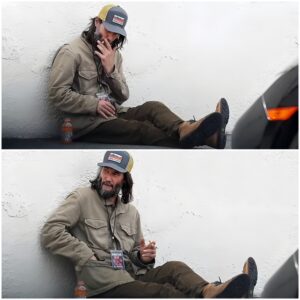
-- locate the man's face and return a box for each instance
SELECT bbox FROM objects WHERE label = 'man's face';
[99,167,124,199]
[95,18,120,45]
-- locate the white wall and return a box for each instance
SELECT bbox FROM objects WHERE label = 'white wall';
[2,1,298,138]
[2,150,298,297]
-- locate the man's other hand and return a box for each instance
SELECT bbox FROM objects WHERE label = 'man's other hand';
[97,99,116,119]
[139,239,157,264]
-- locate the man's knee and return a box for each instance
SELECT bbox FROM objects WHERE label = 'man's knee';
[143,100,166,109]
[163,260,189,271]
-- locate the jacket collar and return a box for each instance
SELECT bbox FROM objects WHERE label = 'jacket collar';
[93,188,128,215]
[115,197,128,215]
[80,33,94,52]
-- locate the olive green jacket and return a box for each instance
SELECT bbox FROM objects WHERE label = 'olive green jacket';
[41,187,154,296]
[48,35,130,138]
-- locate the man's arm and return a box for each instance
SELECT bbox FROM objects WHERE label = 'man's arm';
[102,51,129,105]
[129,211,155,269]
[41,191,94,269]
[49,47,99,115]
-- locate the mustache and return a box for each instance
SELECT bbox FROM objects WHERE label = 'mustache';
[99,182,122,200]
[101,181,113,187]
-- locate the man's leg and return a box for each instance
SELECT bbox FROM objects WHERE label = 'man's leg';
[137,261,250,298]
[136,261,208,297]
[89,280,186,298]
[80,100,230,148]
[79,118,180,147]
[119,101,184,139]
[121,101,229,149]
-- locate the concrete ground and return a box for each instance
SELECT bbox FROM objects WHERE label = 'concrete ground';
[2,135,232,150]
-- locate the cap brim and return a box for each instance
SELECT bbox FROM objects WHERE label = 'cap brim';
[103,21,127,37]
[98,162,127,173]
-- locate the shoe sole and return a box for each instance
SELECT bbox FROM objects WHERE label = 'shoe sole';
[219,98,230,126]
[217,98,230,149]
[180,112,222,148]
[216,274,250,298]
[244,257,258,297]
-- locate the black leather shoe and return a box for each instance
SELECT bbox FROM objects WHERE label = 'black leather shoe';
[243,257,258,298]
[179,112,222,148]
[215,98,230,148]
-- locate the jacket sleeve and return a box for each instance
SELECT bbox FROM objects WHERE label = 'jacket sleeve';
[41,191,94,268]
[103,51,129,105]
[129,210,155,269]
[49,46,99,115]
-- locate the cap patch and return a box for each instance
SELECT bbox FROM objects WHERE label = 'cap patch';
[112,15,125,26]
[108,153,122,164]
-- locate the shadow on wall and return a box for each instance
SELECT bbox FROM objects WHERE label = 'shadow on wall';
[34,249,76,298]
[3,243,76,298]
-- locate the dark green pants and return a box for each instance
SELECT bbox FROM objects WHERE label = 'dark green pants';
[90,261,208,298]
[80,101,184,147]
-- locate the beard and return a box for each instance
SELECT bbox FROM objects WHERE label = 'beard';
[99,180,122,199]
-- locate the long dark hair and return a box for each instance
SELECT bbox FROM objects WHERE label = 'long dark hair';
[82,17,126,50]
[90,169,133,204]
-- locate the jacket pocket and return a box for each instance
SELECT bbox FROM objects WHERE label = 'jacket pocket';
[77,70,98,95]
[84,219,109,249]
[79,260,113,291]
[119,223,137,252]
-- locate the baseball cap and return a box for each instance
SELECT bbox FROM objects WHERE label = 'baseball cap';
[98,4,128,37]
[98,151,133,173]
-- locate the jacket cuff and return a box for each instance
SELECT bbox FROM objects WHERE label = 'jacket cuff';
[130,250,155,269]
[104,67,124,83]
[104,65,116,78]
[88,96,99,116]
[74,248,94,271]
